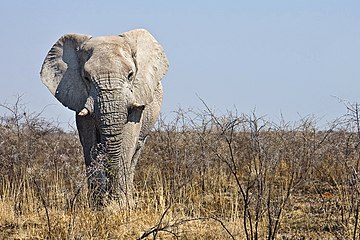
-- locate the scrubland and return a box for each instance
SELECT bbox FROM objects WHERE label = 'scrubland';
[2,99,360,239]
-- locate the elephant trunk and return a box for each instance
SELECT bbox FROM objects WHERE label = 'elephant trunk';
[95,86,137,206]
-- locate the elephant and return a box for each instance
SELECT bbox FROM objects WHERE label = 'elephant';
[40,29,169,207]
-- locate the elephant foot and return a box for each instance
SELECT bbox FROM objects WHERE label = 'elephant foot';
[107,188,135,210]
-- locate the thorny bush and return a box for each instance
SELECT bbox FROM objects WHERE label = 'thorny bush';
[2,98,360,239]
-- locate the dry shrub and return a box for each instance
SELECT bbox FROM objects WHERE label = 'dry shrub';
[1,98,360,239]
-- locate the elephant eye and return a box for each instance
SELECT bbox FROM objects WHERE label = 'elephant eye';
[127,71,134,81]
[84,76,90,82]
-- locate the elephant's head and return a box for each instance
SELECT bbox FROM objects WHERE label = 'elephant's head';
[41,29,168,138]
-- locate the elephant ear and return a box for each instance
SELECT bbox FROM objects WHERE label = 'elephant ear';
[40,34,92,112]
[122,29,169,105]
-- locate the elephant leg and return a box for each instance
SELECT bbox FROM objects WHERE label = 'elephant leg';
[76,115,107,206]
[130,82,162,170]
[130,136,147,171]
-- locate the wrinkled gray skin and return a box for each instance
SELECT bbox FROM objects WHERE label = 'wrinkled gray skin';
[40,29,169,207]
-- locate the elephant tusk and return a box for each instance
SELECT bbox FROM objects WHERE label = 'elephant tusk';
[133,103,145,110]
[78,108,89,116]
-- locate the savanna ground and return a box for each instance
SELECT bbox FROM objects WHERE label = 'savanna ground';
[2,98,360,239]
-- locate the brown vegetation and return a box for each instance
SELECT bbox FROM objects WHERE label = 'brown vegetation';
[1,98,360,239]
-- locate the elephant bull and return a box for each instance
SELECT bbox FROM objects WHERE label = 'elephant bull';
[40,29,169,207]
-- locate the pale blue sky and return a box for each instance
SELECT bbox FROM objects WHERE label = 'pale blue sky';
[0,1,359,129]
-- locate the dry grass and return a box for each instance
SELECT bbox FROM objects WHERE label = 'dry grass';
[1,99,360,239]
